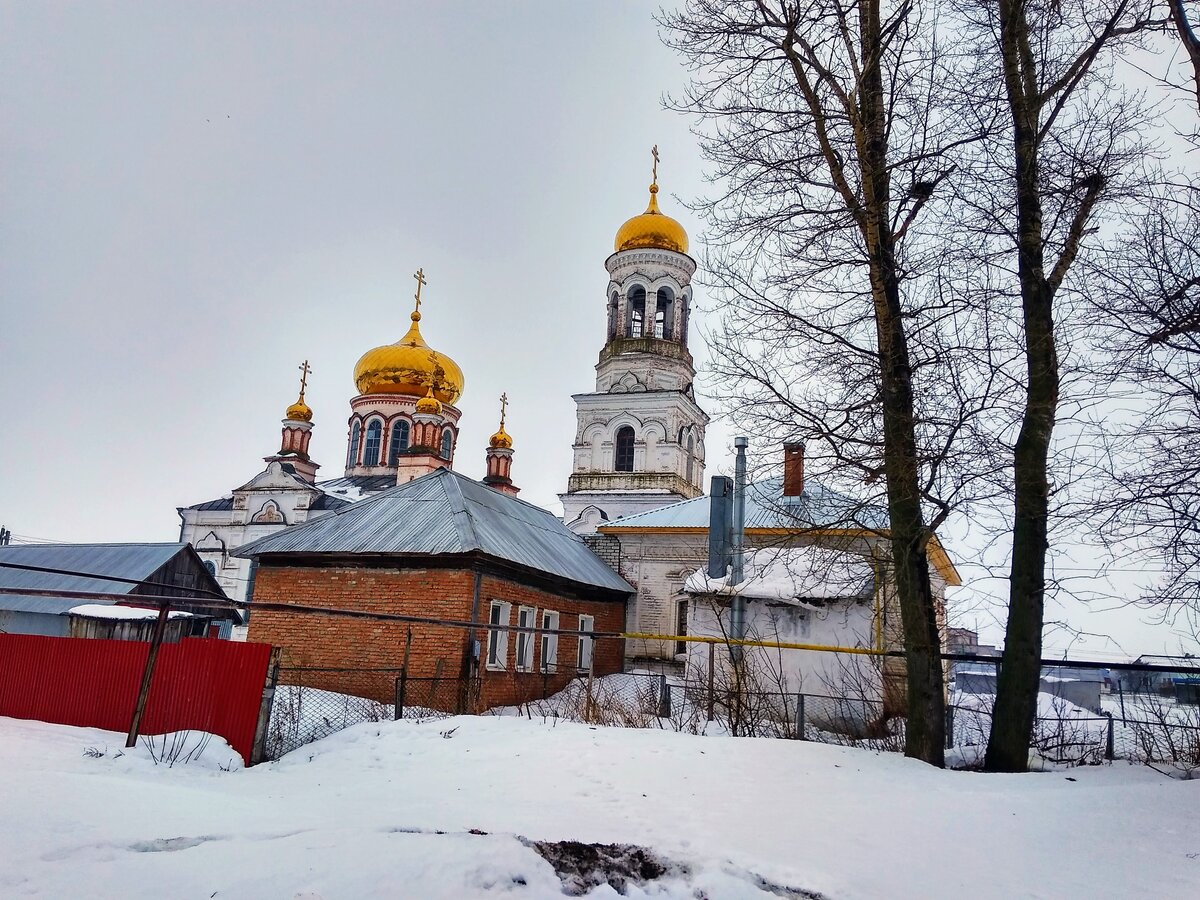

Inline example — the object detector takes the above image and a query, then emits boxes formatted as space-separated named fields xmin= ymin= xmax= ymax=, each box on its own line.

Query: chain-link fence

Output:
xmin=260 ymin=648 xmax=1200 ymax=773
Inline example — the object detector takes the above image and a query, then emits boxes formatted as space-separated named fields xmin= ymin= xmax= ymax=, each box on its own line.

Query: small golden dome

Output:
xmin=285 ymin=398 xmax=313 ymax=422
xmin=415 ymin=386 xmax=443 ymax=416
xmin=353 ymin=310 xmax=465 ymax=403
xmin=614 ymin=184 xmax=689 ymax=255
xmin=489 ymin=425 xmax=512 ymax=450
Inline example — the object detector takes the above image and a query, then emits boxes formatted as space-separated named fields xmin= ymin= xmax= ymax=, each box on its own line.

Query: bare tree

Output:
xmin=959 ymin=0 xmax=1166 ymax=772
xmin=661 ymin=0 xmax=1013 ymax=765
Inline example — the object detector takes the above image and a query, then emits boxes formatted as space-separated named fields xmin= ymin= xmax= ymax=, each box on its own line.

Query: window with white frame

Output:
xmin=486 ymin=600 xmax=511 ymax=670
xmin=540 ymin=610 xmax=560 ymax=673
xmin=515 ymin=606 xmax=536 ymax=672
xmin=577 ymin=614 xmax=595 ymax=671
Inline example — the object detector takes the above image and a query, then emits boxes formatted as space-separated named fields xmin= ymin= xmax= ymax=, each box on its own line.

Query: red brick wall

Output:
xmin=248 ymin=564 xmax=626 ymax=709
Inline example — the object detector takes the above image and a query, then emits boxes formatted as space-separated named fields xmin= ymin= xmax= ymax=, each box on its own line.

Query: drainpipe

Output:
xmin=730 ymin=437 xmax=748 ymax=660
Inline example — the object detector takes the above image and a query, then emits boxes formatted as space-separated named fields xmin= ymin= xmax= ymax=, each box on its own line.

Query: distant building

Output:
xmin=0 ymin=542 xmax=232 ymax=639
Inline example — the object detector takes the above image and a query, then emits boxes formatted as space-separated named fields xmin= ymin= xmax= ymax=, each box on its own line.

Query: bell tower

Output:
xmin=560 ymin=148 xmax=708 ymax=534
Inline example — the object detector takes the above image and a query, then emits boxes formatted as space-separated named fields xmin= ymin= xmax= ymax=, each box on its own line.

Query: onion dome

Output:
xmin=286 ymin=360 xmax=314 ymax=421
xmin=415 ymin=386 xmax=443 ymax=416
xmin=489 ymin=392 xmax=513 ymax=448
xmin=614 ymin=183 xmax=689 ymax=255
xmin=353 ymin=276 xmax=465 ymax=403
xmin=285 ymin=397 xmax=313 ymax=422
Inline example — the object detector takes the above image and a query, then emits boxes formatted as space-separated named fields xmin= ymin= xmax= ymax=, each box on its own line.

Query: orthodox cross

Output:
xmin=297 ymin=359 xmax=311 ymax=400
xmin=499 ymin=392 xmax=508 ymax=428
xmin=651 ymin=145 xmax=660 ymax=183
xmin=413 ymin=267 xmax=427 ymax=312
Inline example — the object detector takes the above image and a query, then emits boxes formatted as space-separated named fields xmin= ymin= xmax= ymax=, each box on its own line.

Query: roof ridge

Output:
xmin=440 ymin=469 xmax=481 ymax=550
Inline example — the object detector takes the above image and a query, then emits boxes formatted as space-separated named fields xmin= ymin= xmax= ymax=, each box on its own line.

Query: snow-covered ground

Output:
xmin=1 ymin=715 xmax=1197 ymax=899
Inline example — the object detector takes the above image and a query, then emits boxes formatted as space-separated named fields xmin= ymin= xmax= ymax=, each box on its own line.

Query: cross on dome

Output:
xmin=651 ymin=144 xmax=659 ymax=185
xmin=413 ymin=267 xmax=427 ymax=315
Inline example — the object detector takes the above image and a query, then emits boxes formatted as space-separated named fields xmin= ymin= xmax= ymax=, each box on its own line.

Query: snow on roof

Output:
xmin=67 ymin=604 xmax=196 ymax=620
xmin=684 ymin=547 xmax=874 ymax=604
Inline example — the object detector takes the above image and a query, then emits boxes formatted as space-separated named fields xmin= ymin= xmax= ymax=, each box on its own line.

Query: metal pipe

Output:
xmin=730 ymin=437 xmax=749 ymax=658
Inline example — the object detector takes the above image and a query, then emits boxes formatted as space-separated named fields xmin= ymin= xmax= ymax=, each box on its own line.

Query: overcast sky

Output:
xmin=2 ymin=2 xmax=1193 ymax=658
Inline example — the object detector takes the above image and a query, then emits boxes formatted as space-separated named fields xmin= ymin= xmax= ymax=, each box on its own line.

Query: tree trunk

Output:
xmin=985 ymin=0 xmax=1058 ymax=773
xmin=859 ymin=0 xmax=945 ymax=765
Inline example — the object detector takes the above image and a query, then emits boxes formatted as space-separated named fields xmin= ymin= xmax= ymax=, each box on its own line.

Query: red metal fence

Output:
xmin=0 ymin=634 xmax=274 ymax=763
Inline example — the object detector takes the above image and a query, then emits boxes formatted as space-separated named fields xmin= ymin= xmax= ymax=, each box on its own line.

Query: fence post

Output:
xmin=1104 ymin=711 xmax=1115 ymax=761
xmin=1118 ymin=682 xmax=1126 ymax=724
xmin=657 ymin=674 xmax=671 ymax=719
xmin=250 ymin=647 xmax=282 ymax=765
xmin=125 ymin=604 xmax=172 ymax=749
xmin=794 ymin=692 xmax=805 ymax=740
xmin=395 ymin=667 xmax=408 ymax=720
xmin=706 ymin=642 xmax=715 ymax=722
xmin=944 ymin=703 xmax=954 ymax=750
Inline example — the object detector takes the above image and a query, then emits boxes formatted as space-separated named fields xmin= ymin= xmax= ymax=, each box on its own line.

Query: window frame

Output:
xmin=363 ymin=418 xmax=384 ymax=467
xmin=486 ymin=600 xmax=512 ymax=671
xmin=388 ymin=418 xmax=411 ymax=465
xmin=577 ymin=614 xmax=595 ymax=671
xmin=515 ymin=605 xmax=536 ymax=672
xmin=540 ymin=610 xmax=560 ymax=673
xmin=614 ymin=426 xmax=635 ymax=473
xmin=347 ymin=417 xmax=362 ymax=467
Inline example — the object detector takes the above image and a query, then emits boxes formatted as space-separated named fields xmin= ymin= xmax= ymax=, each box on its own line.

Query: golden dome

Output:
xmin=489 ymin=424 xmax=512 ymax=450
xmin=614 ymin=184 xmax=689 ymax=255
xmin=353 ymin=310 xmax=465 ymax=404
xmin=285 ymin=398 xmax=313 ymax=422
xmin=414 ymin=386 xmax=443 ymax=416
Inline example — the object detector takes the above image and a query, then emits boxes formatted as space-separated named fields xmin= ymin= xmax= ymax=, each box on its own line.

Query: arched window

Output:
xmin=440 ymin=428 xmax=454 ymax=459
xmin=363 ymin=419 xmax=383 ymax=467
xmin=686 ymin=432 xmax=695 ymax=483
xmin=680 ymin=294 xmax=690 ymax=346
xmin=607 ymin=292 xmax=619 ymax=341
xmin=655 ymin=287 xmax=674 ymax=340
xmin=614 ymin=426 xmax=635 ymax=472
xmin=627 ymin=286 xmax=646 ymax=337
xmin=388 ymin=419 xmax=410 ymax=465
xmin=347 ymin=418 xmax=362 ymax=467
xmin=203 ymin=560 xmax=217 ymax=577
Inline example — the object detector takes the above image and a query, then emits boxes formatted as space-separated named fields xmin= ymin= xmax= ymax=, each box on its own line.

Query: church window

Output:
xmin=577 ymin=614 xmax=595 ymax=670
xmin=686 ymin=433 xmax=695 ymax=482
xmin=627 ymin=286 xmax=646 ymax=337
xmin=389 ymin=419 xmax=410 ymax=464
xmin=487 ymin=600 xmax=511 ymax=670
xmin=614 ymin=426 xmax=635 ymax=472
xmin=607 ymin=292 xmax=619 ymax=341
xmin=440 ymin=428 xmax=454 ymax=459
xmin=680 ymin=294 xmax=689 ymax=346
xmin=203 ymin=560 xmax=217 ymax=577
xmin=347 ymin=419 xmax=362 ymax=467
xmin=655 ymin=287 xmax=674 ymax=339
xmin=540 ymin=610 xmax=559 ymax=673
xmin=516 ymin=606 xmax=536 ymax=672
xmin=363 ymin=419 xmax=383 ymax=467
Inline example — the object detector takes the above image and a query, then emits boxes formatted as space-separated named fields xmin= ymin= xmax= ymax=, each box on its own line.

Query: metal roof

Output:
xmin=602 ymin=477 xmax=889 ymax=531
xmin=0 ymin=543 xmax=191 ymax=615
xmin=237 ymin=468 xmax=633 ymax=594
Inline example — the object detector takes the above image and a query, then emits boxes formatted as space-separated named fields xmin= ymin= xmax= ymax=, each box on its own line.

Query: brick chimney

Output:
xmin=783 ymin=443 xmax=805 ymax=497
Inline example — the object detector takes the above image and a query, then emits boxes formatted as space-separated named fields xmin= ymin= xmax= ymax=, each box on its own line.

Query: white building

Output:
xmin=560 ymin=170 xmax=709 ymax=533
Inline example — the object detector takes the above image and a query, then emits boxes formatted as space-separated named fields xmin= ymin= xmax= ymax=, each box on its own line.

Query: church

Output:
xmin=178 ymin=152 xmax=958 ymax=700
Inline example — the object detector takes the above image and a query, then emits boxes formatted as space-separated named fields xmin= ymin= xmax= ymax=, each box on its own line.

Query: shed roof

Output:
xmin=0 ymin=543 xmax=200 ymax=615
xmin=237 ymin=468 xmax=633 ymax=595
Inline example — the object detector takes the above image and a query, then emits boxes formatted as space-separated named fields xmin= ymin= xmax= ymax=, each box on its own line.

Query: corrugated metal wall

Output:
xmin=0 ymin=634 xmax=273 ymax=763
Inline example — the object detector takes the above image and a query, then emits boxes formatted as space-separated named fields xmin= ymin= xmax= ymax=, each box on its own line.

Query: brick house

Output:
xmin=237 ymin=467 xmax=632 ymax=710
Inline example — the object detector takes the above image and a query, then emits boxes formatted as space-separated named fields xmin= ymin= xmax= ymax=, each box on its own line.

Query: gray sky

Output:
xmin=1 ymin=2 xmax=1193 ymax=658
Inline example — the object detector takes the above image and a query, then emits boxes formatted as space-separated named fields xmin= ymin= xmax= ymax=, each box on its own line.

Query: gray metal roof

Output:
xmin=237 ymin=468 xmax=633 ymax=594
xmin=0 ymin=542 xmax=190 ymax=615
xmin=602 ymin=476 xmax=889 ymax=531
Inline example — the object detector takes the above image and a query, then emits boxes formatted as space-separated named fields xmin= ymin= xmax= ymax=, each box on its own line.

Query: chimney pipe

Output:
xmin=783 ymin=442 xmax=805 ymax=497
